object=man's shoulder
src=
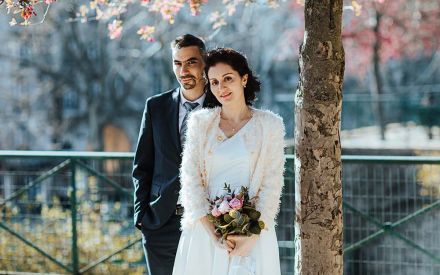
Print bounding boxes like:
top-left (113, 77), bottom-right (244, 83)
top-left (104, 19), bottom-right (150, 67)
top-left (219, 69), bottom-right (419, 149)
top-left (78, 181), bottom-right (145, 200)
top-left (146, 88), bottom-right (178, 105)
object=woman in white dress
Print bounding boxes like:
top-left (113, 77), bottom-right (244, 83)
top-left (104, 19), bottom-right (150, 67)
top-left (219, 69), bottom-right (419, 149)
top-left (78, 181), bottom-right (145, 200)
top-left (173, 48), bottom-right (285, 275)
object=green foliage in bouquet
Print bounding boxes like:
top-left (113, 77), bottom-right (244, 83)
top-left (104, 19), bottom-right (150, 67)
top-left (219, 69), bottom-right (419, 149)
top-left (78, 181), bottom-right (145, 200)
top-left (207, 183), bottom-right (265, 241)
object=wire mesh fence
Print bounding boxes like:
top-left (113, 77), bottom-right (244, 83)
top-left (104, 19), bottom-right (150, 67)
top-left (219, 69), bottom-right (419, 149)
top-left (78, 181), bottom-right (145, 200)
top-left (0, 155), bottom-right (144, 274)
top-left (343, 159), bottom-right (440, 275)
top-left (0, 152), bottom-right (439, 275)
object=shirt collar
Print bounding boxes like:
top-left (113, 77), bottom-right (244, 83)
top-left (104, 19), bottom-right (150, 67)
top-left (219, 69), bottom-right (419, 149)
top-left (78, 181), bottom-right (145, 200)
top-left (180, 88), bottom-right (206, 107)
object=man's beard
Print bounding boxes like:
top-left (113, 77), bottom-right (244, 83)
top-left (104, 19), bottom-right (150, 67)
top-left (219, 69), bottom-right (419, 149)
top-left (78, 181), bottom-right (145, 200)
top-left (182, 80), bottom-right (196, 90)
top-left (180, 77), bottom-right (197, 90)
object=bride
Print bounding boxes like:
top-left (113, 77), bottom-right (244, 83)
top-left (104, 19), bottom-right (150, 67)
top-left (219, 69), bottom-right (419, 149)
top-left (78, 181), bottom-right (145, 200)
top-left (172, 48), bottom-right (285, 275)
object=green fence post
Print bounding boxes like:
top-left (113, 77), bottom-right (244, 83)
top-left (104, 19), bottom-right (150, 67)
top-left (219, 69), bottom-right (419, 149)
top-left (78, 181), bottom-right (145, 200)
top-left (70, 159), bottom-right (79, 275)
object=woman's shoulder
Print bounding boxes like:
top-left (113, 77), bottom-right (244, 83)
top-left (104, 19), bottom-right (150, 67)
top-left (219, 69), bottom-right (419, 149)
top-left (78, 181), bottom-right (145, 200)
top-left (252, 108), bottom-right (286, 141)
top-left (252, 108), bottom-right (284, 126)
top-left (188, 106), bottom-right (221, 125)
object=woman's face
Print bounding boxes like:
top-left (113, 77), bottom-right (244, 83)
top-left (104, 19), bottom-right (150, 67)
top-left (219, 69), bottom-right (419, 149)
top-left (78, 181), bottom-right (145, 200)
top-left (208, 63), bottom-right (248, 106)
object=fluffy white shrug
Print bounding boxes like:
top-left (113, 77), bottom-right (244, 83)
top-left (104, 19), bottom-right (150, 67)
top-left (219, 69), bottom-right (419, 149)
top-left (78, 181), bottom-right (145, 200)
top-left (179, 106), bottom-right (286, 230)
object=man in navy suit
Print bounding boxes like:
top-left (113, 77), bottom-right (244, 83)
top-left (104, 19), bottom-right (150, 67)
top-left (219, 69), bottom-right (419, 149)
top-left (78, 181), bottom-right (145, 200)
top-left (132, 34), bottom-right (215, 275)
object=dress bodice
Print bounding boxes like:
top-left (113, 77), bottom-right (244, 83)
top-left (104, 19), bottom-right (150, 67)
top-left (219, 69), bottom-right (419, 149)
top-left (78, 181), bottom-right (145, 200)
top-left (207, 122), bottom-right (253, 198)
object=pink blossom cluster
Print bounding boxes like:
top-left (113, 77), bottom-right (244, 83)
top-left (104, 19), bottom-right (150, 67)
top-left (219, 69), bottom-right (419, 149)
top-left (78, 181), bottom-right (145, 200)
top-left (188, 0), bottom-right (207, 16)
top-left (3, 0), bottom-right (56, 25)
top-left (211, 194), bottom-right (243, 217)
top-left (108, 19), bottom-right (123, 40)
top-left (137, 25), bottom-right (156, 41)
top-left (148, 0), bottom-right (185, 24)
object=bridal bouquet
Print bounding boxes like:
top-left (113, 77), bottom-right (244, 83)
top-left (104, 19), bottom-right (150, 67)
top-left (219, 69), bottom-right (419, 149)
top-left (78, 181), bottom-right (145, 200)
top-left (206, 183), bottom-right (265, 241)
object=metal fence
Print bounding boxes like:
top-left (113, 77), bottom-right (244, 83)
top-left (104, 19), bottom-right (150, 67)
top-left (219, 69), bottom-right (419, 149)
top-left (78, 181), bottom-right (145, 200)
top-left (0, 152), bottom-right (439, 275)
top-left (275, 89), bottom-right (440, 138)
top-left (342, 156), bottom-right (440, 275)
top-left (0, 152), bottom-right (140, 275)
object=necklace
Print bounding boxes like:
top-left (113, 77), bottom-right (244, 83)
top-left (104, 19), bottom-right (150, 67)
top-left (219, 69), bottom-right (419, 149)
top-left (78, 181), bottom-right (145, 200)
top-left (220, 108), bottom-right (253, 133)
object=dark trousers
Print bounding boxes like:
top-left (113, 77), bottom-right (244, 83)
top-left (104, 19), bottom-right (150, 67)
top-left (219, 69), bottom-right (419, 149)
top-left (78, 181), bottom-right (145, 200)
top-left (141, 214), bottom-right (182, 275)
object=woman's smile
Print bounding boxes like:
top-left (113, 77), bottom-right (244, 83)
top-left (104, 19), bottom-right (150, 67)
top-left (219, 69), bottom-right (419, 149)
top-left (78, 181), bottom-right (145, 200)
top-left (220, 91), bottom-right (232, 100)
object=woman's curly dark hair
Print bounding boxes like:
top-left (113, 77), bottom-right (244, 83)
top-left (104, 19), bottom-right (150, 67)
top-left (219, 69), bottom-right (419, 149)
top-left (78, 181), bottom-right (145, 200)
top-left (205, 48), bottom-right (261, 106)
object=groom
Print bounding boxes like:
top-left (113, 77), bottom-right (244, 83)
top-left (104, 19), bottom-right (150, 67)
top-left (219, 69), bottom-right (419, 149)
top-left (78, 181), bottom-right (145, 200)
top-left (132, 34), bottom-right (215, 275)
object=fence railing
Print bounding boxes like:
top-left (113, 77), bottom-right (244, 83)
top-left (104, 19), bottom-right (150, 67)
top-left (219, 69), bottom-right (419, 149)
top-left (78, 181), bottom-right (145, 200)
top-left (1, 151), bottom-right (439, 275)
top-left (0, 151), bottom-right (138, 275)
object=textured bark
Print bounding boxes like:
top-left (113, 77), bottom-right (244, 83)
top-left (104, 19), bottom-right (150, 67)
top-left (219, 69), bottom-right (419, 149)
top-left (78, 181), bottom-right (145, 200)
top-left (294, 0), bottom-right (344, 274)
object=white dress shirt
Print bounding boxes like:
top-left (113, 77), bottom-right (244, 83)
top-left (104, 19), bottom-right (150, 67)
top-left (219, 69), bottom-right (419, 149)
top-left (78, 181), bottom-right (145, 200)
top-left (179, 89), bottom-right (206, 133)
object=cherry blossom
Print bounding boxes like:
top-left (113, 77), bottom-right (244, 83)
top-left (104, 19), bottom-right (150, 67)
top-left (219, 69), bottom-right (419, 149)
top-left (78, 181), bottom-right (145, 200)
top-left (108, 19), bottom-right (123, 40)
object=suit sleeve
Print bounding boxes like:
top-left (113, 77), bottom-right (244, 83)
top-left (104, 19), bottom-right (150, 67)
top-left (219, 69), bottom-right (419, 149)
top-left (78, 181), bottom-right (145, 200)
top-left (255, 116), bottom-right (286, 229)
top-left (179, 113), bottom-right (210, 230)
top-left (132, 98), bottom-right (154, 230)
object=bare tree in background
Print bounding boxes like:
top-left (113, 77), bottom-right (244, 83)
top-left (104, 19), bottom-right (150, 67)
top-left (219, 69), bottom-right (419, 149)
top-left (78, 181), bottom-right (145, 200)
top-left (0, 1), bottom-right (300, 150)
top-left (1, 3), bottom-right (176, 150)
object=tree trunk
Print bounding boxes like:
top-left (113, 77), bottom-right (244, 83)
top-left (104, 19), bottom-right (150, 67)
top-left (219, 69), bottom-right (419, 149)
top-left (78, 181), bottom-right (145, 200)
top-left (88, 101), bottom-right (100, 150)
top-left (294, 1), bottom-right (344, 274)
top-left (50, 84), bottom-right (64, 149)
top-left (370, 10), bottom-right (386, 140)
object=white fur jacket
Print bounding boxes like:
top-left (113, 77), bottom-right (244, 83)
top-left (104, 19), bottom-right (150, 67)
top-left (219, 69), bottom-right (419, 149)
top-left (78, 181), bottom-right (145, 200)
top-left (179, 106), bottom-right (286, 230)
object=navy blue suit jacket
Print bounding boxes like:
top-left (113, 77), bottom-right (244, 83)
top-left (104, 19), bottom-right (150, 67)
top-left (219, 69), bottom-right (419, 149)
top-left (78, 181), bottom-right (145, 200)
top-left (132, 88), bottom-right (216, 230)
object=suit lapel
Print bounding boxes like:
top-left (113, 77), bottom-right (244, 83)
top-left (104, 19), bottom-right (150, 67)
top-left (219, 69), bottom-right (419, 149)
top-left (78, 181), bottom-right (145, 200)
top-left (170, 88), bottom-right (182, 154)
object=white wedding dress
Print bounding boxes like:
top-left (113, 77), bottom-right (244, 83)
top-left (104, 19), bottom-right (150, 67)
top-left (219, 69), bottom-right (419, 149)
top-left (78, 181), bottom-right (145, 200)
top-left (172, 121), bottom-right (281, 275)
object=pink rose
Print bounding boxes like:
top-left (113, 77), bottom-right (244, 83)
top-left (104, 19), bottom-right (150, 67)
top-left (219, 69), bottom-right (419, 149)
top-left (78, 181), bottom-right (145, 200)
top-left (224, 195), bottom-right (233, 201)
top-left (229, 198), bottom-right (243, 210)
top-left (211, 206), bottom-right (222, 217)
top-left (218, 200), bottom-right (231, 214)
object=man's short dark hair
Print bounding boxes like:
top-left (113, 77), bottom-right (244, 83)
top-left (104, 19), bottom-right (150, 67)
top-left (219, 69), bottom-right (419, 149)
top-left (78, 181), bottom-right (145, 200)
top-left (171, 34), bottom-right (206, 56)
